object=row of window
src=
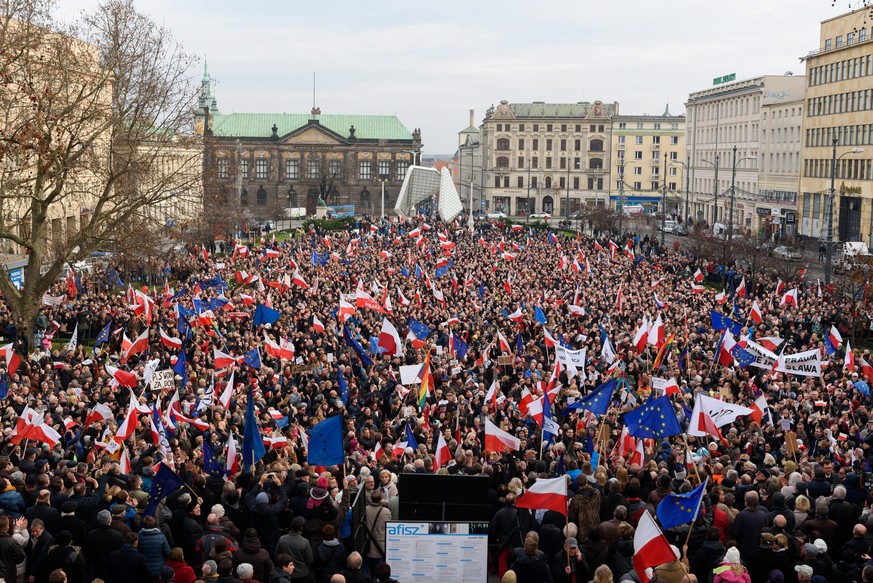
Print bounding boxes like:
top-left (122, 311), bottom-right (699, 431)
top-left (808, 53), bottom-right (873, 87)
top-left (496, 156), bottom-right (601, 170)
top-left (695, 96), bottom-right (762, 121)
top-left (621, 165), bottom-right (680, 177)
top-left (616, 180), bottom-right (677, 191)
top-left (759, 189), bottom-right (798, 204)
top-left (496, 137), bottom-right (604, 152)
top-left (617, 122), bottom-right (681, 130)
top-left (217, 159), bottom-right (409, 181)
top-left (695, 123), bottom-right (761, 146)
top-left (617, 151), bottom-right (680, 161)
top-left (494, 123), bottom-right (606, 133)
top-left (807, 88), bottom-right (873, 118)
top-left (805, 124), bottom-right (873, 148)
top-left (803, 157), bottom-right (873, 180)
top-left (494, 175), bottom-right (607, 190)
top-left (617, 135), bottom-right (681, 145)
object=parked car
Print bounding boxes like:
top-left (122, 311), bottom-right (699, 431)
top-left (773, 245), bottom-right (802, 261)
top-left (486, 211), bottom-right (507, 219)
top-left (659, 219), bottom-right (678, 233)
top-left (672, 224), bottom-right (688, 236)
top-left (530, 212), bottom-right (551, 220)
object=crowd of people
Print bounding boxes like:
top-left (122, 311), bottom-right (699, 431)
top-left (0, 214), bottom-right (868, 583)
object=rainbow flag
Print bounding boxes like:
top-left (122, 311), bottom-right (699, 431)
top-left (418, 351), bottom-right (433, 409)
top-left (653, 332), bottom-right (676, 370)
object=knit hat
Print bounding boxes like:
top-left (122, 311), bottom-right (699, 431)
top-left (202, 560), bottom-right (218, 576)
top-left (674, 464), bottom-right (687, 479)
top-left (255, 492), bottom-right (269, 505)
top-left (814, 538), bottom-right (828, 554)
top-left (236, 564), bottom-right (253, 579)
top-left (307, 476), bottom-right (330, 509)
top-left (724, 547), bottom-right (741, 564)
top-left (96, 510), bottom-right (111, 525)
top-left (795, 565), bottom-right (814, 578)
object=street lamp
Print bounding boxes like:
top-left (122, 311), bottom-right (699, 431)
top-left (379, 172), bottom-right (389, 219)
top-left (825, 137), bottom-right (865, 284)
top-left (564, 151), bottom-right (574, 224)
top-left (616, 158), bottom-right (638, 237)
top-left (698, 156), bottom-right (719, 227)
top-left (669, 157), bottom-right (691, 225)
top-left (728, 145), bottom-right (757, 240)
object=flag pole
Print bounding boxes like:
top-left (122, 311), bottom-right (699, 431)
top-left (681, 433), bottom-right (702, 484)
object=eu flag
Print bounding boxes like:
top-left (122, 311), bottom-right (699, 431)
top-left (343, 325), bottom-right (374, 366)
top-left (172, 350), bottom-right (188, 391)
top-left (710, 310), bottom-right (742, 337)
top-left (144, 463), bottom-right (185, 516)
top-left (563, 378), bottom-right (615, 416)
top-left (307, 415), bottom-right (344, 466)
top-left (243, 348), bottom-right (262, 369)
top-left (408, 318), bottom-right (429, 340)
top-left (455, 336), bottom-right (468, 360)
top-left (656, 479), bottom-right (708, 530)
top-left (94, 322), bottom-right (111, 350)
top-left (732, 347), bottom-right (756, 369)
top-left (435, 265), bottom-right (448, 278)
top-left (0, 375), bottom-right (8, 400)
top-left (242, 389), bottom-right (266, 471)
top-left (404, 422), bottom-right (418, 450)
top-left (823, 333), bottom-right (836, 356)
top-left (337, 365), bottom-right (349, 405)
top-left (203, 437), bottom-right (223, 476)
top-left (625, 395), bottom-right (682, 438)
top-left (534, 306), bottom-right (547, 325)
top-left (252, 303), bottom-right (281, 326)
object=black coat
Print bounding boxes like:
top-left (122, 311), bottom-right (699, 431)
top-left (26, 531), bottom-right (54, 583)
top-left (44, 544), bottom-right (87, 583)
top-left (0, 532), bottom-right (24, 582)
top-left (53, 515), bottom-right (88, 548)
top-left (26, 503), bottom-right (59, 534)
top-left (106, 544), bottom-right (152, 583)
top-left (86, 525), bottom-right (124, 580)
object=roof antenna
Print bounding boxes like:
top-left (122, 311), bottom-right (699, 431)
top-left (310, 71), bottom-right (320, 116)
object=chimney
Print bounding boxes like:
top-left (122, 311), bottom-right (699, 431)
top-left (469, 109), bottom-right (475, 127)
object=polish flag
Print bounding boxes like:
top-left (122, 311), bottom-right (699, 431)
top-left (559, 256), bottom-right (568, 270)
top-left (844, 340), bottom-right (856, 373)
top-left (85, 403), bottom-right (113, 427)
top-left (11, 407), bottom-right (61, 449)
top-left (497, 331), bottom-right (512, 354)
top-left (106, 365), bottom-right (138, 389)
top-left (378, 318), bottom-right (404, 357)
top-left (159, 328), bottom-right (182, 350)
top-left (114, 390), bottom-right (142, 442)
top-left (291, 268), bottom-right (310, 290)
top-left (213, 348), bottom-right (238, 370)
top-left (338, 297), bottom-right (356, 322)
top-left (121, 329), bottom-right (149, 363)
top-left (615, 284), bottom-right (623, 311)
top-left (408, 228), bottom-right (421, 238)
top-left (617, 425), bottom-right (636, 459)
top-left (397, 288), bottom-right (410, 307)
top-left (630, 438), bottom-right (645, 466)
top-left (516, 476), bottom-right (568, 515)
top-left (776, 279), bottom-right (786, 295)
top-left (506, 307), bottom-right (523, 324)
top-left (239, 293), bottom-right (255, 306)
top-left (714, 290), bottom-right (727, 304)
top-left (690, 283), bottom-right (705, 294)
top-left (226, 431), bottom-right (239, 476)
top-left (172, 410), bottom-right (209, 431)
top-left (647, 314), bottom-right (664, 347)
top-left (697, 408), bottom-right (731, 447)
top-left (119, 444), bottom-right (131, 474)
top-left (264, 334), bottom-right (295, 360)
top-left (633, 317), bottom-right (650, 354)
top-left (750, 300), bottom-right (763, 324)
top-left (0, 344), bottom-right (22, 377)
top-left (736, 277), bottom-right (747, 298)
top-left (633, 511), bottom-right (678, 583)
top-left (433, 434), bottom-right (451, 470)
top-left (543, 328), bottom-right (557, 348)
top-left (717, 330), bottom-right (737, 367)
top-left (265, 248), bottom-right (280, 259)
top-left (484, 418), bottom-right (520, 453)
top-left (693, 269), bottom-right (704, 283)
top-left (356, 289), bottom-right (386, 313)
top-left (218, 370), bottom-right (235, 409)
top-left (312, 316), bottom-right (326, 334)
top-left (780, 288), bottom-right (798, 306)
top-left (379, 250), bottom-right (393, 259)
top-left (829, 325), bottom-right (843, 349)
top-left (750, 393), bottom-right (770, 425)
top-left (484, 378), bottom-right (499, 406)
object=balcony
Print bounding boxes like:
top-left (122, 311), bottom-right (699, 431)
top-left (617, 144), bottom-right (626, 150)
top-left (651, 144), bottom-right (660, 150)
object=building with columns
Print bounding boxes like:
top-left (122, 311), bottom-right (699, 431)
top-left (479, 99), bottom-right (619, 218)
top-left (798, 8), bottom-right (873, 245)
top-left (198, 70), bottom-right (422, 225)
top-left (685, 74), bottom-right (804, 233)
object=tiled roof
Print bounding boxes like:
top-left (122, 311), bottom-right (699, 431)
top-left (210, 113), bottom-right (413, 141)
top-left (510, 102), bottom-right (618, 117)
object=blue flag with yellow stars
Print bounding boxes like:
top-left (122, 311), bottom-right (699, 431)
top-left (563, 378), bottom-right (615, 417)
top-left (144, 463), bottom-right (185, 516)
top-left (307, 415), bottom-right (345, 466)
top-left (656, 478), bottom-right (709, 530)
top-left (625, 395), bottom-right (682, 438)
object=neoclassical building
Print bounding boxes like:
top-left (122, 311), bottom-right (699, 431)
top-left (198, 70), bottom-right (422, 224)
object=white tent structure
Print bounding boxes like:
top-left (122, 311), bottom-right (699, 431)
top-left (394, 166), bottom-right (464, 223)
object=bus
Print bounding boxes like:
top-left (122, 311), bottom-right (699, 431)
top-left (327, 205), bottom-right (355, 218)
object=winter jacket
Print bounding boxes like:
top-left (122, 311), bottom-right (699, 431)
top-left (362, 500), bottom-right (390, 559)
top-left (611, 539), bottom-right (634, 579)
top-left (0, 489), bottom-right (25, 518)
top-left (245, 486), bottom-right (288, 547)
top-left (44, 544), bottom-right (87, 583)
top-left (273, 531), bottom-right (311, 581)
top-left (0, 531), bottom-right (25, 582)
top-left (87, 525), bottom-right (124, 579)
top-left (314, 539), bottom-right (346, 583)
top-left (233, 533), bottom-right (274, 583)
top-left (690, 540), bottom-right (725, 583)
top-left (511, 554), bottom-right (553, 583)
top-left (106, 544), bottom-right (152, 583)
top-left (713, 564), bottom-right (751, 583)
top-left (138, 527), bottom-right (171, 576)
top-left (167, 559), bottom-right (197, 583)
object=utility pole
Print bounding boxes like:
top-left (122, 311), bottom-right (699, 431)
top-left (565, 152), bottom-right (571, 223)
top-left (729, 145), bottom-right (737, 241)
top-left (827, 137), bottom-right (837, 285)
top-left (618, 160), bottom-right (626, 237)
top-left (713, 153), bottom-right (720, 227)
top-left (661, 154), bottom-right (667, 247)
top-left (684, 154), bottom-right (690, 224)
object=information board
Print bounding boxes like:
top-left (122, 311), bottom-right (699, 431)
top-left (385, 521), bottom-right (488, 582)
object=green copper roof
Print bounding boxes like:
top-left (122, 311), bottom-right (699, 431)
top-left (210, 113), bottom-right (413, 141)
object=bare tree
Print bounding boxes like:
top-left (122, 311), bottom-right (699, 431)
top-left (0, 0), bottom-right (199, 342)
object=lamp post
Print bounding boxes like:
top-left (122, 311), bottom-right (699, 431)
top-left (616, 158), bottom-right (637, 237)
top-left (565, 152), bottom-right (572, 223)
top-left (728, 145), bottom-right (757, 241)
top-left (825, 137), bottom-right (865, 284)
top-left (379, 173), bottom-right (388, 219)
top-left (669, 158), bottom-right (691, 225)
top-left (468, 145), bottom-right (475, 232)
top-left (661, 155), bottom-right (667, 248)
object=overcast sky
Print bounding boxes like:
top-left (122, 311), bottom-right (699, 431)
top-left (57, 0), bottom-right (853, 155)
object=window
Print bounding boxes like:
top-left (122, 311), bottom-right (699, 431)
top-left (328, 159), bottom-right (342, 178)
top-left (670, 151), bottom-right (678, 160)
top-left (574, 157), bottom-right (581, 169)
top-left (849, 32), bottom-right (856, 45)
top-left (559, 177), bottom-right (566, 189)
top-left (519, 124), bottom-right (525, 131)
top-left (574, 139), bottom-right (581, 150)
top-left (669, 167), bottom-right (678, 176)
top-left (397, 161), bottom-right (409, 180)
top-left (545, 177), bottom-right (552, 189)
top-left (560, 157), bottom-right (566, 169)
top-left (518, 157), bottom-right (524, 168)
top-left (651, 181), bottom-right (660, 190)
top-left (573, 177), bottom-right (580, 189)
top-left (359, 160), bottom-right (371, 180)
top-left (669, 182), bottom-right (677, 191)
top-left (653, 123), bottom-right (661, 130)
top-left (635, 136), bottom-right (644, 145)
top-left (496, 138), bottom-right (510, 150)
top-left (308, 160), bottom-right (320, 178)
top-left (378, 160), bottom-right (391, 178)
top-left (496, 124), bottom-right (502, 131)
top-left (255, 159), bottom-right (268, 179)
top-left (532, 139), bottom-right (539, 150)
top-left (862, 28), bottom-right (868, 42)
top-left (633, 181), bottom-right (642, 190)
top-left (618, 123), bottom-right (626, 129)
top-left (590, 125), bottom-right (596, 132)
top-left (633, 167), bottom-right (642, 175)
top-left (240, 189), bottom-right (248, 205)
top-left (652, 151), bottom-right (660, 160)
top-left (634, 151), bottom-right (643, 160)
top-left (636, 123), bottom-right (644, 130)
top-left (217, 159), bottom-right (228, 178)
top-left (496, 156), bottom-right (509, 169)
top-left (531, 177), bottom-right (537, 188)
top-left (546, 139), bottom-right (553, 150)
top-left (589, 139), bottom-right (604, 152)
top-left (671, 136), bottom-right (679, 145)
top-left (837, 35), bottom-right (844, 47)
top-left (560, 139), bottom-right (567, 150)
top-left (652, 136), bottom-right (660, 144)
top-left (561, 124), bottom-right (567, 132)
top-left (494, 176), bottom-right (501, 188)
top-left (598, 125), bottom-right (604, 132)
top-left (285, 159), bottom-right (299, 179)
top-left (590, 158), bottom-right (603, 169)
top-left (547, 124), bottom-right (553, 132)
top-left (256, 186), bottom-right (267, 205)
top-left (588, 177), bottom-right (595, 189)
top-left (546, 157), bottom-right (552, 169)
top-left (825, 38), bottom-right (832, 50)
top-left (532, 157), bottom-right (538, 169)
top-left (618, 136), bottom-right (626, 144)
top-left (533, 124), bottom-right (539, 132)
top-left (518, 139), bottom-right (525, 150)
top-left (517, 177), bottom-right (524, 188)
